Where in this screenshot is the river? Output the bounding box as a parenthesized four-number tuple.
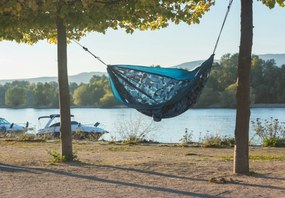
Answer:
(0, 107, 284, 143)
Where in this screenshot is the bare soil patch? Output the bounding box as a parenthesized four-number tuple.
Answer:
(0, 140, 285, 197)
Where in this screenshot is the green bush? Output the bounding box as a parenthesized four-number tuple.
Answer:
(252, 117, 285, 147)
(262, 137, 285, 147)
(47, 150, 78, 163)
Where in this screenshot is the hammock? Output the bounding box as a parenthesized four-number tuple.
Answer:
(107, 55, 214, 121)
(74, 0, 233, 121)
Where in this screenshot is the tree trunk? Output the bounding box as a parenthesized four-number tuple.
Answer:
(57, 18, 73, 158)
(233, 0, 253, 174)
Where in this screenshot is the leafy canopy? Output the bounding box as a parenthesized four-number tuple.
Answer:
(0, 0, 215, 44)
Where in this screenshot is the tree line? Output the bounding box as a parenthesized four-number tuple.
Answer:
(0, 75, 119, 108)
(0, 54, 284, 108)
(196, 53, 285, 107)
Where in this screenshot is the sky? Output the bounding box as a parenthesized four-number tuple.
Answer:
(0, 1, 284, 80)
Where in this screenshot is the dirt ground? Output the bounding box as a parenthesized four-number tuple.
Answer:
(0, 140, 285, 198)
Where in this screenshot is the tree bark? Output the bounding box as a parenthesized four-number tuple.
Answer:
(57, 18, 73, 158)
(234, 0, 253, 174)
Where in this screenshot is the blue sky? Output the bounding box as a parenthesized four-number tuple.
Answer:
(0, 1, 284, 80)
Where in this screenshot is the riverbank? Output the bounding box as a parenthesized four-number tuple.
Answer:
(1, 108, 285, 144)
(0, 140, 284, 197)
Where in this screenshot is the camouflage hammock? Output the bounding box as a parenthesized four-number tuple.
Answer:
(107, 55, 214, 121)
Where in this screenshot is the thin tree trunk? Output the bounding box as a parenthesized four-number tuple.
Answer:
(234, 0, 253, 174)
(57, 18, 73, 158)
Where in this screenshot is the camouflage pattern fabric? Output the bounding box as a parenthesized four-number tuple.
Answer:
(107, 55, 214, 121)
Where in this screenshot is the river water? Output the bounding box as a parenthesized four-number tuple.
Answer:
(0, 107, 284, 143)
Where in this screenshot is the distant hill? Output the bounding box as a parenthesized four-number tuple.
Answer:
(171, 60, 204, 70)
(258, 53, 285, 66)
(0, 72, 106, 85)
(172, 53, 285, 70)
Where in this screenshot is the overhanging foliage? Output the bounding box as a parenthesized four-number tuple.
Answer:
(0, 0, 214, 43)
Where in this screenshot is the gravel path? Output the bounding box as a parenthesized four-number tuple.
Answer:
(0, 141, 285, 197)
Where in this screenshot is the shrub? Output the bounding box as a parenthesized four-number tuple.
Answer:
(262, 137, 285, 147)
(115, 114, 160, 144)
(179, 128, 193, 145)
(202, 133, 235, 148)
(72, 131, 102, 141)
(252, 117, 285, 147)
(47, 150, 78, 163)
(17, 134, 44, 142)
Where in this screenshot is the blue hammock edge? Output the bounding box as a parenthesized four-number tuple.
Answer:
(108, 54, 213, 81)
(107, 54, 214, 121)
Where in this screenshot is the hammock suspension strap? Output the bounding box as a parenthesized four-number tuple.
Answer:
(213, 0, 234, 54)
(73, 40, 108, 66)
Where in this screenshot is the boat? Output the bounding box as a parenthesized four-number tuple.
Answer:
(37, 114, 108, 140)
(0, 117, 29, 135)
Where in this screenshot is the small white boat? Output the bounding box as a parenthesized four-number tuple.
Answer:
(37, 114, 108, 139)
(0, 117, 29, 134)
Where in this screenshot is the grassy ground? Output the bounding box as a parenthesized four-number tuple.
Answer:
(0, 140, 285, 197)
